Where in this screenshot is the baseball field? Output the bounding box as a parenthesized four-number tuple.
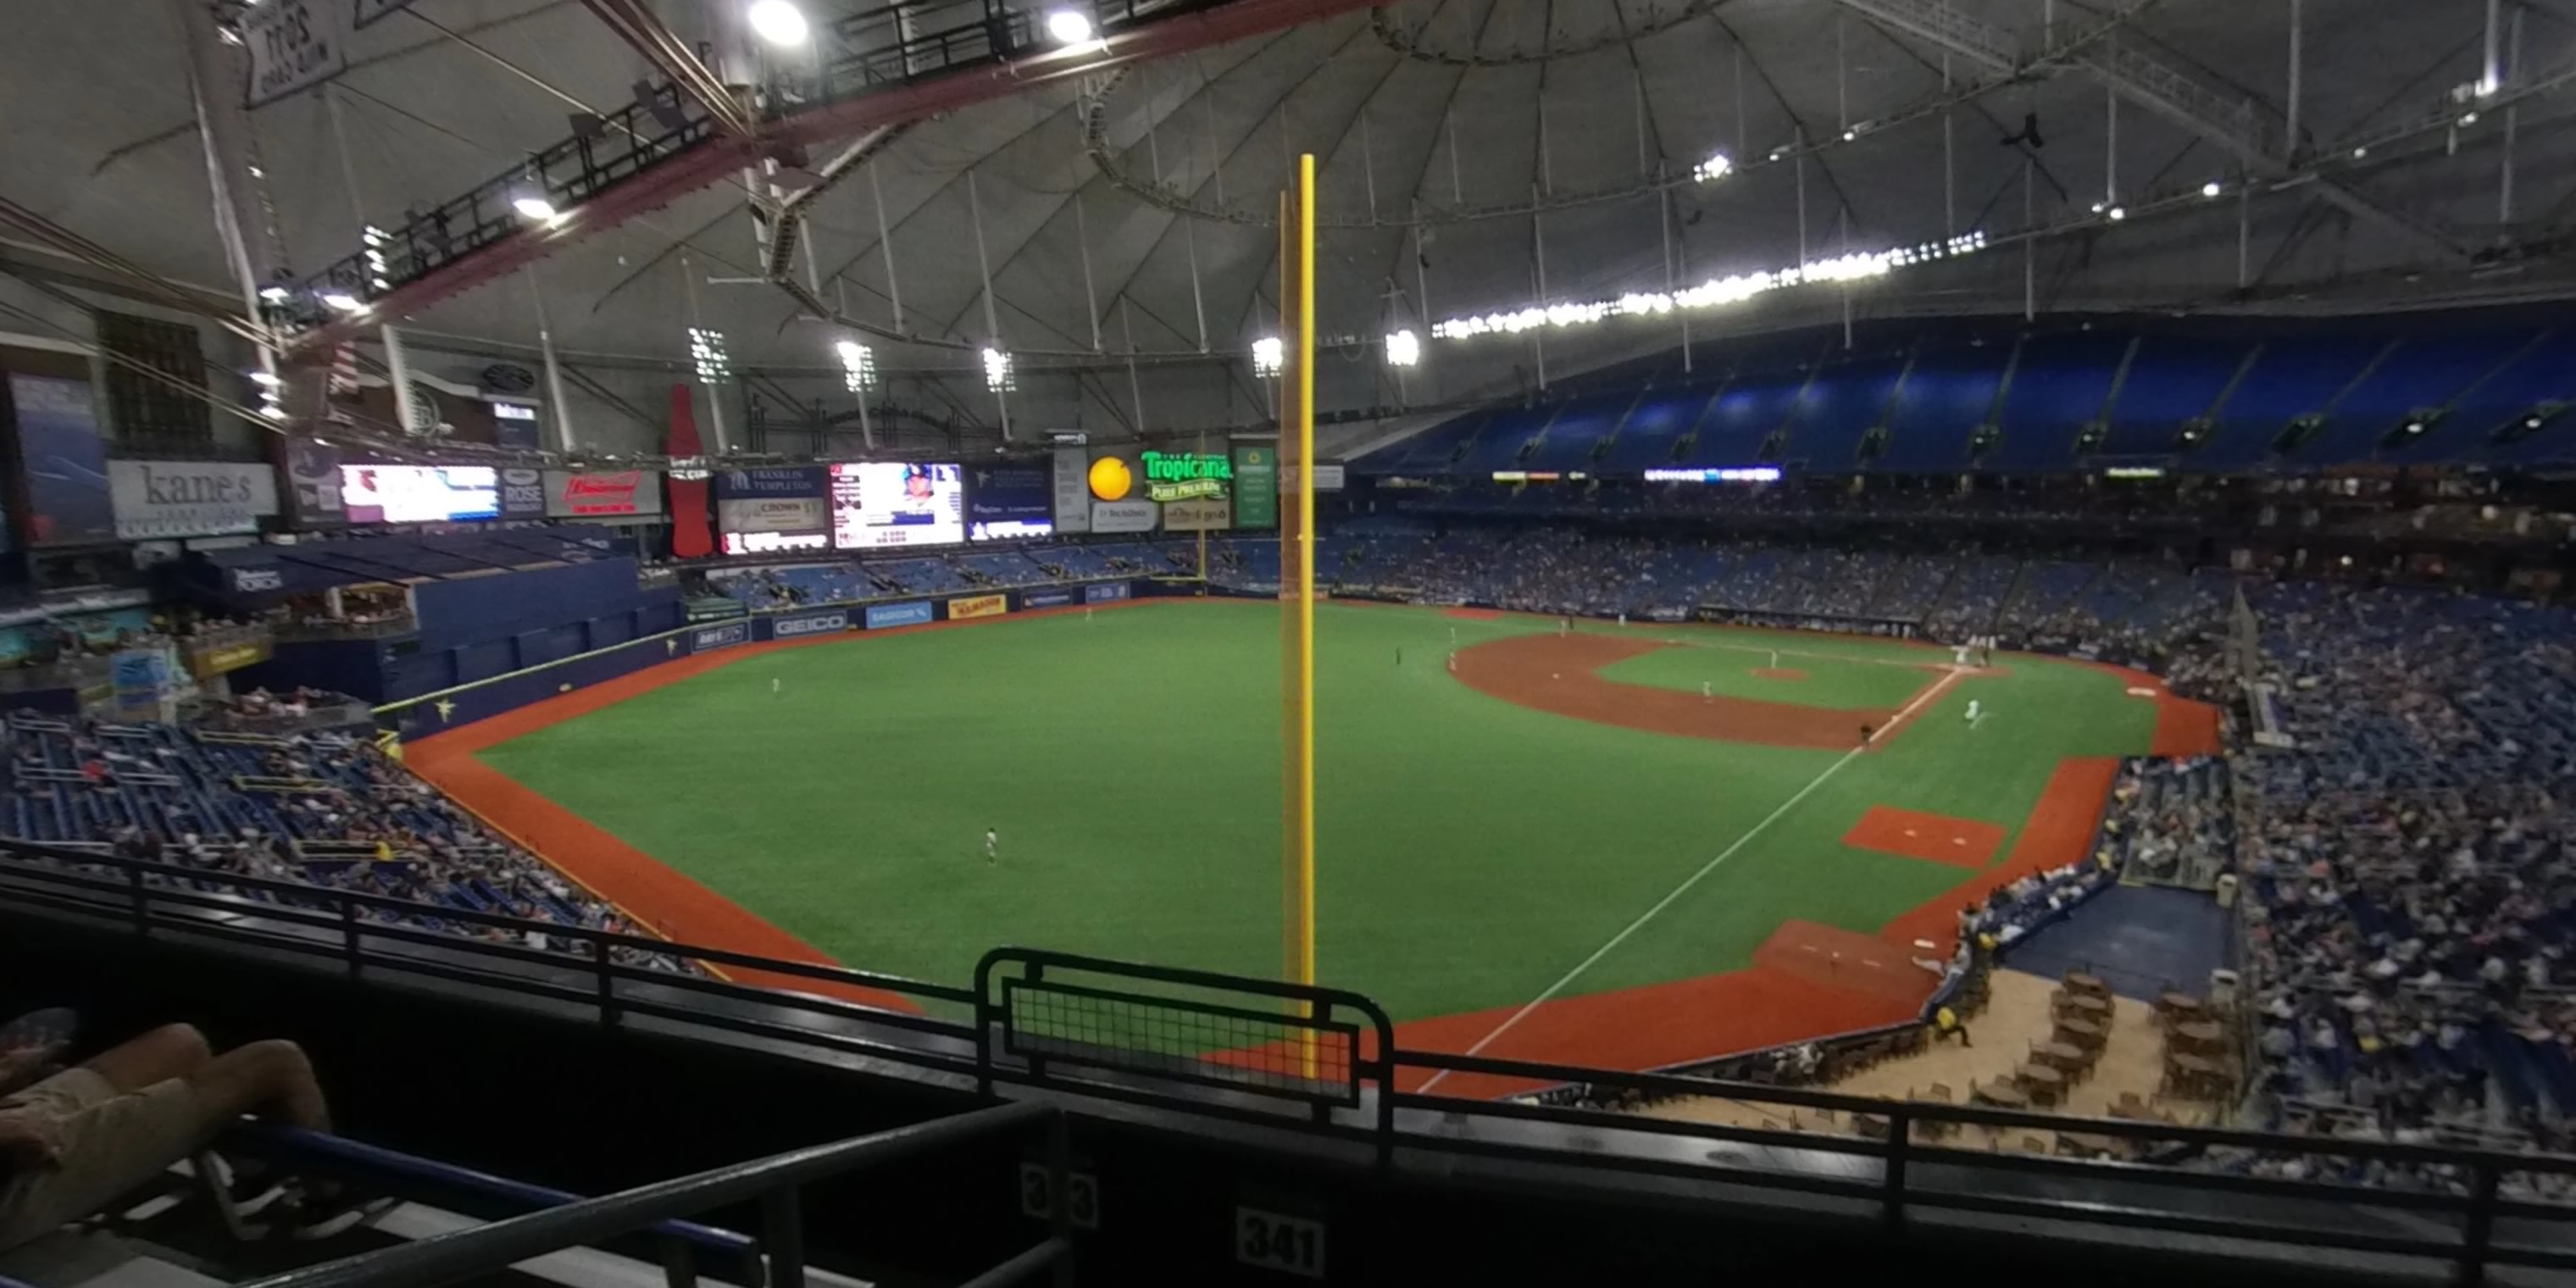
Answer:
(409, 597, 2218, 1082)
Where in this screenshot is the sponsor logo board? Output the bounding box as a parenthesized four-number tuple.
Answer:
(864, 600, 935, 630)
(1162, 497, 1233, 530)
(1084, 581, 1131, 603)
(1090, 499, 1158, 533)
(230, 567, 283, 594)
(1052, 447, 1091, 534)
(770, 609, 851, 638)
(947, 594, 1008, 620)
(1024, 588, 1077, 609)
(110, 460, 280, 540)
(544, 469, 663, 518)
(691, 622, 750, 652)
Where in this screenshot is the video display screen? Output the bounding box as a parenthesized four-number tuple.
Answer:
(830, 462, 963, 550)
(339, 465, 497, 523)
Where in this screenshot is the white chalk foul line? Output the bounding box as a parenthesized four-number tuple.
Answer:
(1413, 664, 1970, 1096)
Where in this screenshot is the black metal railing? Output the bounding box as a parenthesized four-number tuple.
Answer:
(9, 839, 2576, 1284)
(241, 1102, 1070, 1288)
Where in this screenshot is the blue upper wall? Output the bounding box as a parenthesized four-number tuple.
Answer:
(1363, 309, 2576, 476)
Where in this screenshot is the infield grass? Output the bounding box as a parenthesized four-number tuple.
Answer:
(474, 602, 2154, 1023)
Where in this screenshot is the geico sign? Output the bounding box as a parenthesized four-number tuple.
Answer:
(771, 612, 849, 637)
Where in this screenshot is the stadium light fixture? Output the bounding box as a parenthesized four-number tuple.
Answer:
(2201, 180, 2223, 198)
(1252, 336, 1284, 377)
(1431, 230, 1986, 341)
(746, 0, 808, 47)
(1385, 330, 1420, 369)
(247, 370, 283, 387)
(319, 291, 364, 312)
(688, 327, 730, 385)
(1690, 152, 1732, 183)
(2107, 205, 2127, 221)
(835, 338, 876, 392)
(2352, 146, 2369, 158)
(512, 194, 558, 221)
(1045, 8, 1096, 46)
(260, 405, 289, 420)
(982, 347, 1015, 391)
(258, 285, 290, 303)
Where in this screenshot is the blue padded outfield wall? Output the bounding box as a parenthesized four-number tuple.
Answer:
(367, 579, 1142, 741)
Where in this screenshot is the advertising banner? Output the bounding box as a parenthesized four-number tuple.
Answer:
(1024, 587, 1077, 609)
(490, 402, 542, 452)
(947, 593, 1008, 620)
(864, 600, 935, 630)
(1280, 463, 1346, 492)
(1051, 447, 1091, 535)
(1085, 581, 1131, 604)
(1090, 499, 1158, 533)
(769, 608, 851, 639)
(8, 375, 116, 546)
(690, 622, 750, 653)
(1232, 443, 1277, 528)
(184, 636, 272, 679)
(1163, 497, 1233, 531)
(1137, 450, 1231, 502)
(498, 467, 547, 519)
(714, 466, 828, 498)
(280, 439, 344, 528)
(229, 566, 284, 594)
(109, 460, 278, 540)
(544, 469, 663, 519)
(968, 462, 1054, 541)
(717, 497, 830, 556)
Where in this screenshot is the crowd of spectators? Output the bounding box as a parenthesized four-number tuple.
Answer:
(0, 711, 688, 973)
(2099, 756, 2236, 887)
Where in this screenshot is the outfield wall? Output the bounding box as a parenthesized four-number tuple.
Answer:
(376, 579, 1142, 740)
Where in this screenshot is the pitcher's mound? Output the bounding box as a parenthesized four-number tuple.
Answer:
(1751, 667, 1807, 680)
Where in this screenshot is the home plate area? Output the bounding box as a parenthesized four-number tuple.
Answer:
(1840, 805, 2007, 869)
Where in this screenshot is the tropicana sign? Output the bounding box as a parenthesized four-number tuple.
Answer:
(1138, 450, 1231, 502)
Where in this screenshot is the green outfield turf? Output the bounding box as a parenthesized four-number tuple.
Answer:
(474, 601, 2157, 1024)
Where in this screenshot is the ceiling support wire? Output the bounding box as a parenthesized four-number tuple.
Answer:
(2501, 5, 2523, 222)
(324, 85, 428, 439)
(1662, 186, 1689, 375)
(2023, 157, 2037, 321)
(965, 170, 1011, 442)
(1121, 297, 1146, 428)
(1199, 55, 1227, 207)
(2237, 180, 2251, 289)
(2106, 83, 2119, 208)
(1074, 192, 1103, 353)
(1837, 14, 1852, 349)
(1942, 51, 1956, 234)
(1410, 209, 1433, 397)
(1360, 110, 1380, 220)
(868, 161, 905, 334)
(2287, 0, 2304, 149)
(1733, 42, 1746, 161)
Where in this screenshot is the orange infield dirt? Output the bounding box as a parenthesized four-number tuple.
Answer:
(1754, 921, 1939, 1004)
(406, 597, 1163, 1012)
(1452, 633, 1925, 750)
(1840, 806, 2007, 869)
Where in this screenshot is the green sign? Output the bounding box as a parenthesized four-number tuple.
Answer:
(1139, 451, 1232, 485)
(1232, 444, 1276, 528)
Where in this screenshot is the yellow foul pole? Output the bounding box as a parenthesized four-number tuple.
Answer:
(1280, 156, 1319, 1074)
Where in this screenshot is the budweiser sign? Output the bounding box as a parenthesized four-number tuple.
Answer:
(542, 469, 663, 519)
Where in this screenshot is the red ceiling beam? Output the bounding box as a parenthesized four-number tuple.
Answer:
(282, 0, 1382, 361)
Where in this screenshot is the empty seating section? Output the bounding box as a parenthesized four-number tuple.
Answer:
(1990, 332, 2127, 471)
(2199, 336, 2378, 469)
(1601, 386, 1716, 469)
(2103, 336, 2241, 458)
(1524, 391, 1635, 471)
(1789, 354, 1906, 467)
(1357, 318, 2573, 478)
(1682, 377, 1798, 465)
(1876, 347, 2006, 472)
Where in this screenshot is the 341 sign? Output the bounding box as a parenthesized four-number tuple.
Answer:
(242, 0, 346, 107)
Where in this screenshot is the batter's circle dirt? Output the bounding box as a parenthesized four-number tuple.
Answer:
(1452, 634, 1913, 750)
(1750, 667, 1807, 680)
